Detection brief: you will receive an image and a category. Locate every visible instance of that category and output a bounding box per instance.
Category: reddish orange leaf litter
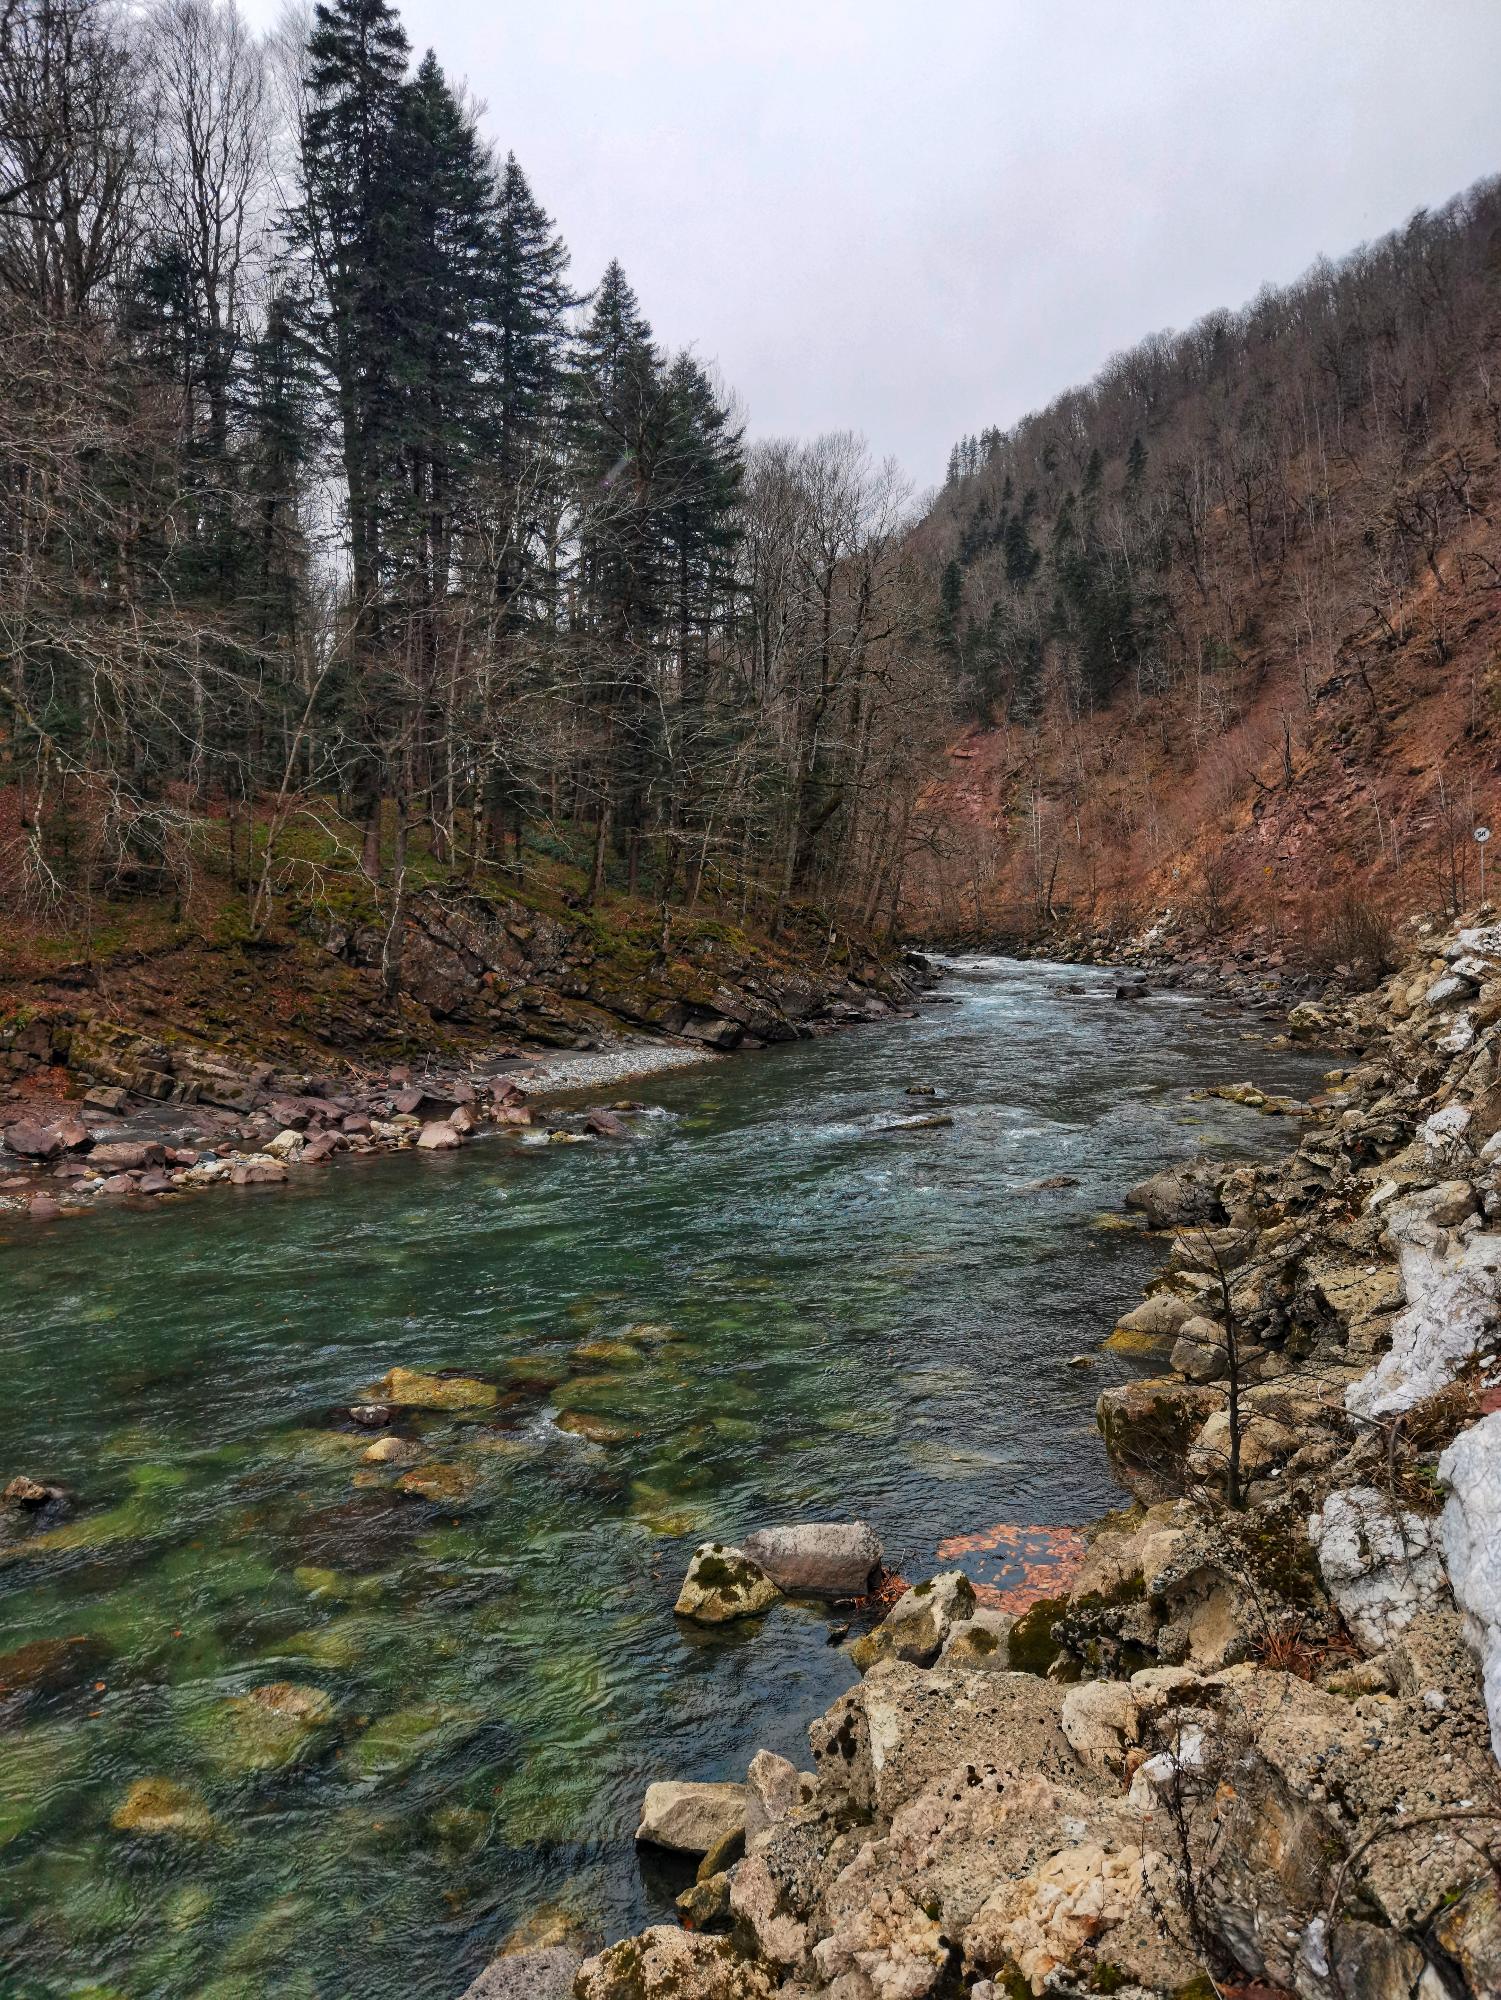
[935,1523,1087,1614]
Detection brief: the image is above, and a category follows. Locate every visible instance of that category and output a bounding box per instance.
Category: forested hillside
[0,0,940,1002]
[915,177,1501,967]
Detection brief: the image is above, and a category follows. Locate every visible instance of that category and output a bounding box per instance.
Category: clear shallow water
[0,958,1326,1999]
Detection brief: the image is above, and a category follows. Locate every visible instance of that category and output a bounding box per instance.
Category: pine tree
[489,152,575,618]
[1126,432,1147,492]
[570,258,662,641]
[291,0,411,638]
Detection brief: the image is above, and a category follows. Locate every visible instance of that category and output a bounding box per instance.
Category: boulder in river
[1122,1159,1223,1229]
[848,1569,977,1670]
[636,1780,747,1855]
[741,1521,882,1599]
[584,1108,631,1138]
[416,1120,463,1151]
[674,1543,781,1624]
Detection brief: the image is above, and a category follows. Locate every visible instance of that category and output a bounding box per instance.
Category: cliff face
[522,914,1501,2000]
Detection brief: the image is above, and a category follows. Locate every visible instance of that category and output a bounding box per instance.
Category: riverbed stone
[199,1680,336,1774]
[635,1779,746,1855]
[674,1542,781,1624]
[111,1776,219,1841]
[393,1461,476,1504]
[741,1521,882,1598]
[366,1366,498,1411]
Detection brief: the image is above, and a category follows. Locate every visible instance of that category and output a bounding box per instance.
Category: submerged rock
[200,1680,336,1774]
[366,1367,497,1411]
[635,1779,746,1855]
[674,1543,782,1625]
[111,1776,219,1840]
[741,1521,882,1599]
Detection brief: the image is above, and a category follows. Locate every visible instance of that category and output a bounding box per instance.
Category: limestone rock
[741,1520,881,1598]
[575,1927,773,1999]
[810,1661,1076,1818]
[848,1569,976,1671]
[1310,1486,1449,1655]
[938,1608,1016,1672]
[674,1542,781,1625]
[635,1780,746,1856]
[1060,1679,1141,1779]
[1122,1159,1223,1229]
[811,1883,948,1997]
[1111,1289,1196,1346]
[742,1748,805,1852]
[457,1948,579,2000]
[1440,1410,1501,1760]
[1096,1377,1224,1501]
[1171,1314,1229,1382]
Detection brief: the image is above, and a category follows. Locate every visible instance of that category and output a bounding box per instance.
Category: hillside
[907,175,1501,974]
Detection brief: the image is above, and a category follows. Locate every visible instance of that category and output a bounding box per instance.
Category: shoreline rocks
[542,908,1501,2000]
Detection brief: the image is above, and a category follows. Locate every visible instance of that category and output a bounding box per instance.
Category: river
[0,957,1327,1998]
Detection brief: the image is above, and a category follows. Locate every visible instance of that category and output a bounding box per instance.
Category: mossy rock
[674,1542,781,1625]
[363,1368,497,1412]
[1007,1594,1068,1675]
[111,1776,220,1841]
[555,1410,632,1445]
[393,1462,476,1505]
[196,1681,336,1775]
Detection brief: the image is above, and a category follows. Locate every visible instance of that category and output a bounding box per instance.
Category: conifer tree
[489,151,574,619]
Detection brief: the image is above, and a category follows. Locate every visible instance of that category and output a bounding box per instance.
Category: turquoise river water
[0,957,1327,1999]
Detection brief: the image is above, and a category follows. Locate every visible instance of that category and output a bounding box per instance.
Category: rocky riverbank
[477,914,1501,2000]
[0,886,934,1222]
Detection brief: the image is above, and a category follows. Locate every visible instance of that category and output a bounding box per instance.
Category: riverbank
[0,959,1331,1999]
[0,883,932,1223]
[519,916,1501,2000]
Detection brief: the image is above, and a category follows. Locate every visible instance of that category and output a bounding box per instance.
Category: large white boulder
[1309,1487,1449,1654]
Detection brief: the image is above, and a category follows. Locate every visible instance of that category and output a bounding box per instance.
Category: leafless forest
[3,0,1500,971]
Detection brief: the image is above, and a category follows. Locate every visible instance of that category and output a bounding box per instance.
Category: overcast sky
[252,0,1501,491]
